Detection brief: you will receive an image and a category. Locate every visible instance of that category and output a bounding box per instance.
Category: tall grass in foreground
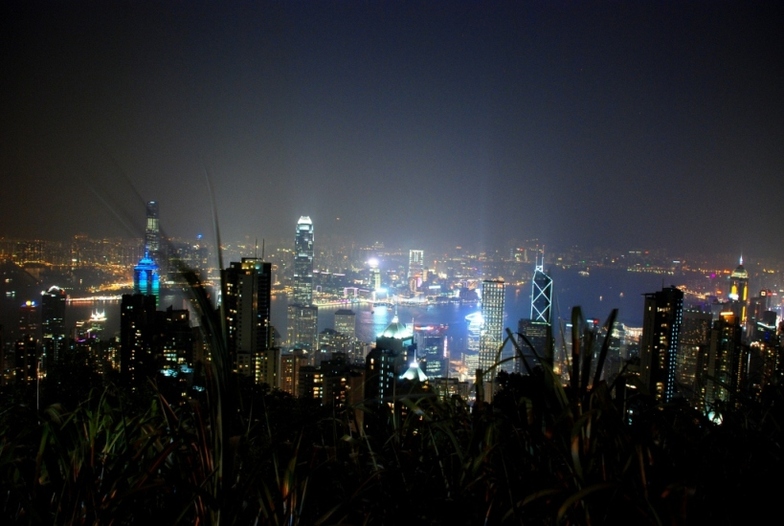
[2,245,783,524]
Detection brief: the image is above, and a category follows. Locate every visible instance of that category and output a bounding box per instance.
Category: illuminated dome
[731,264,748,280]
[465,311,483,327]
[400,360,428,382]
[137,254,156,267]
[381,315,412,339]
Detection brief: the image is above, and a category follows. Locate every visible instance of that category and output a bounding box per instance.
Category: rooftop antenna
[254,238,258,259]
[261,239,265,261]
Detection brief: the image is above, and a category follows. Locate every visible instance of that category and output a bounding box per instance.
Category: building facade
[479,279,506,393]
[640,286,684,403]
[292,216,314,305]
[41,285,67,368]
[222,258,273,381]
[134,254,160,306]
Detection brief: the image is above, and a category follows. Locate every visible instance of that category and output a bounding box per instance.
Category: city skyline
[2,2,783,259]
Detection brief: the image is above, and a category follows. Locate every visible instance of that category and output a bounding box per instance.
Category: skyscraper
[334,309,359,363]
[334,309,356,341]
[287,303,319,354]
[518,253,553,372]
[728,257,749,330]
[365,315,414,403]
[368,258,381,291]
[134,253,160,306]
[704,310,743,408]
[222,258,273,381]
[41,285,67,368]
[479,279,506,384]
[640,286,683,403]
[288,216,318,354]
[408,249,424,280]
[120,293,157,389]
[292,216,314,305]
[677,308,712,404]
[145,201,160,259]
[530,255,553,326]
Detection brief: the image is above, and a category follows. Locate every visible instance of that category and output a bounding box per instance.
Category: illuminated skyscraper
[479,279,506,382]
[728,257,749,329]
[365,315,414,403]
[531,254,553,326]
[368,258,381,291]
[334,309,359,363]
[292,216,314,305]
[518,253,553,372]
[222,258,273,381]
[747,289,772,340]
[287,303,319,353]
[41,285,67,368]
[288,216,317,353]
[145,201,160,258]
[747,310,779,399]
[334,309,356,341]
[414,323,447,377]
[677,309,712,404]
[703,310,744,408]
[640,286,683,403]
[134,253,160,306]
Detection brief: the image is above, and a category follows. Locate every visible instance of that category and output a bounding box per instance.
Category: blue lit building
[134,253,160,306]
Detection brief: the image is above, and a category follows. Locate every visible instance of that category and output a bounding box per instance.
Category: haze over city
[5,4,784,523]
[2,1,783,258]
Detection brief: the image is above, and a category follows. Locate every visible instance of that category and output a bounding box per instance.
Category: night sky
[2,1,783,258]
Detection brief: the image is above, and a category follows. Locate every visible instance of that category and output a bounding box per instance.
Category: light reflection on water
[21,267,702,356]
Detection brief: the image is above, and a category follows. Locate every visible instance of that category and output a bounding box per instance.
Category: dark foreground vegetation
[2,279,782,525]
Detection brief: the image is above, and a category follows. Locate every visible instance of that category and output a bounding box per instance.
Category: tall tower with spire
[530,250,553,326]
[518,249,553,372]
[729,256,749,329]
[134,201,162,305]
[145,201,160,258]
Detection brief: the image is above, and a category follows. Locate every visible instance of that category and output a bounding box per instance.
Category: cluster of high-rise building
[2,202,783,418]
[615,258,782,416]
